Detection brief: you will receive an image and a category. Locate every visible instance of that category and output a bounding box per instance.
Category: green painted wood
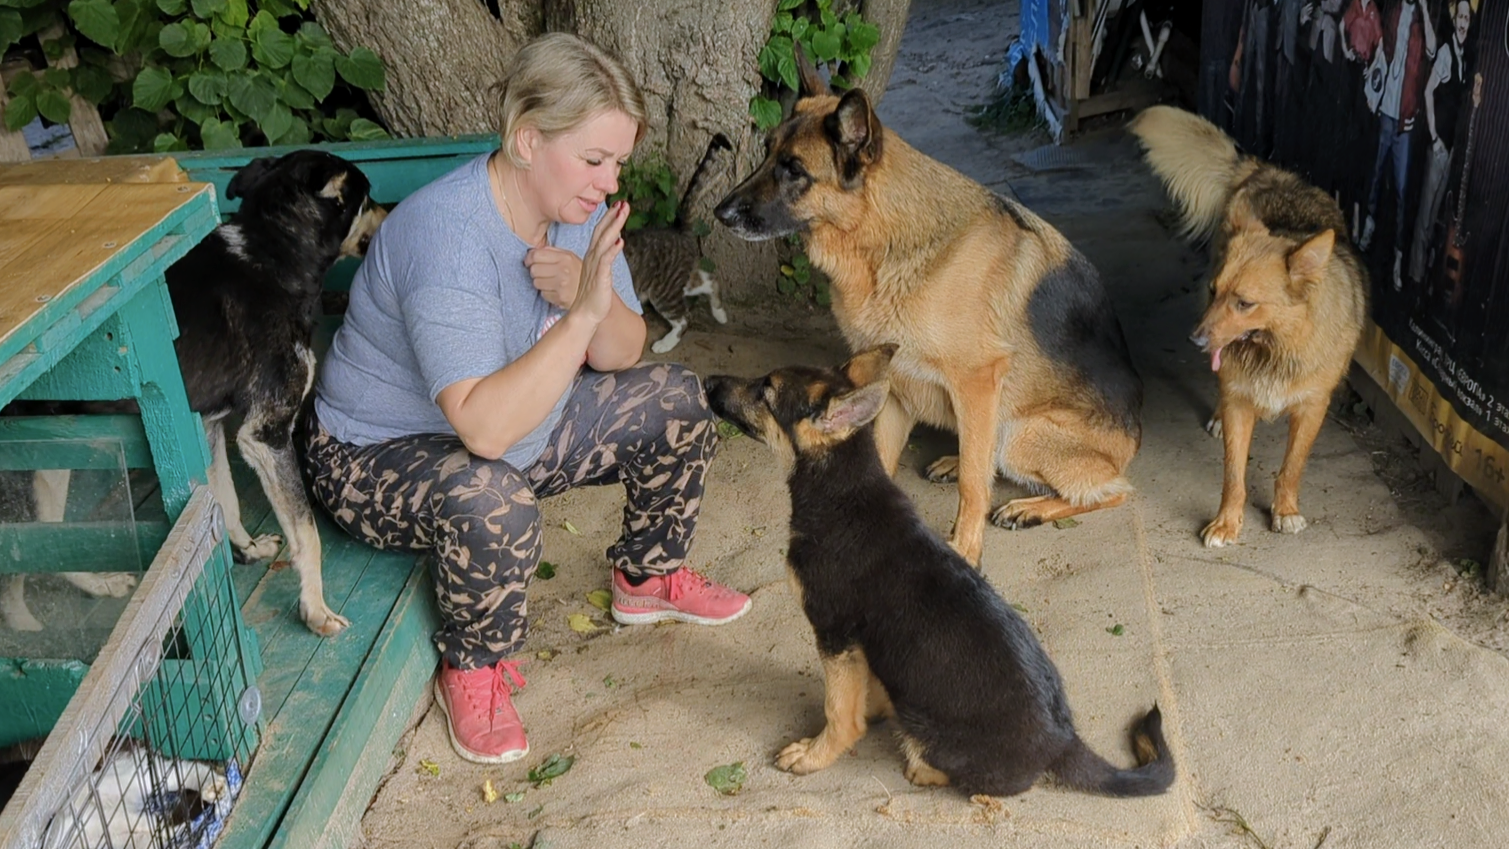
[173,133,500,214]
[0,520,166,574]
[0,659,88,748]
[271,561,438,849]
[216,542,416,849]
[0,190,215,398]
[0,416,153,471]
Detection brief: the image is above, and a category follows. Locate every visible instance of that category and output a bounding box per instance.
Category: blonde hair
[494,33,647,168]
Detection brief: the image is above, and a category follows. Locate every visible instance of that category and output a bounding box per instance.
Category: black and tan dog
[705,346,1174,798]
[715,51,1142,566]
[1,151,384,636]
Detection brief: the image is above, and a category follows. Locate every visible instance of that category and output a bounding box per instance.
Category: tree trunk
[857,0,912,104]
[310,0,519,137]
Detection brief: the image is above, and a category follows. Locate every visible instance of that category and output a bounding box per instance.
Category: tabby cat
[625,133,733,353]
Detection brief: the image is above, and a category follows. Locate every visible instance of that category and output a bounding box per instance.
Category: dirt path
[355,3,1509,847]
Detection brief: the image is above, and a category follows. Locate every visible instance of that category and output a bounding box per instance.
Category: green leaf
[190,0,226,19]
[417,759,440,777]
[114,0,156,54]
[790,16,809,42]
[1107,623,1125,636]
[226,70,276,122]
[9,73,39,98]
[536,561,557,580]
[67,0,119,50]
[586,589,612,612]
[527,753,575,787]
[43,68,69,89]
[749,96,782,131]
[1052,517,1081,529]
[41,36,66,61]
[0,11,24,57]
[704,762,747,796]
[252,21,294,68]
[813,278,831,306]
[3,94,37,132]
[159,22,195,57]
[187,69,226,104]
[198,115,241,149]
[132,65,175,112]
[715,419,742,440]
[291,49,334,100]
[277,74,314,109]
[174,92,216,123]
[846,53,871,80]
[257,100,292,141]
[846,18,880,54]
[503,792,526,803]
[335,46,385,91]
[320,106,356,138]
[772,11,792,34]
[157,0,188,14]
[810,29,841,62]
[246,8,277,38]
[110,106,158,146]
[210,36,247,71]
[698,256,716,273]
[152,131,186,152]
[257,0,298,17]
[275,112,309,146]
[348,117,389,140]
[71,64,112,104]
[216,0,247,27]
[295,20,331,50]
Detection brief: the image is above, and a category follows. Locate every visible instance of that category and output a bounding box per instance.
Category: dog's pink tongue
[1211,347,1224,373]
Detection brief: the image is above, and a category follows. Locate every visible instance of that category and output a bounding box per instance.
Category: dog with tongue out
[1125,104,1367,549]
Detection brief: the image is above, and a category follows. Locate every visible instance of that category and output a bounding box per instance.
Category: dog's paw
[199,771,229,802]
[301,602,350,637]
[903,761,951,787]
[711,306,729,324]
[1204,416,1223,438]
[990,500,1046,530]
[1271,512,1308,534]
[1200,516,1242,548]
[64,572,138,598]
[776,738,830,775]
[925,455,959,483]
[235,534,284,564]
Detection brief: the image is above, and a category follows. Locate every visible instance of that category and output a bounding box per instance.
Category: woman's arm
[585,294,646,371]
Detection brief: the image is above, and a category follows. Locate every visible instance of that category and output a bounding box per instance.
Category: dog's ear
[825,88,883,186]
[1286,229,1335,296]
[795,40,828,98]
[1226,193,1268,235]
[226,157,279,200]
[317,170,350,204]
[815,381,888,436]
[842,343,898,388]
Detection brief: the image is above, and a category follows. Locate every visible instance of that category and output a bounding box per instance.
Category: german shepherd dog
[1,151,385,636]
[705,345,1174,797]
[715,50,1142,566]
[1128,106,1367,547]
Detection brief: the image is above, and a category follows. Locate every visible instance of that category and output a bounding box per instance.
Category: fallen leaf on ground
[1052,518,1081,529]
[563,520,581,535]
[586,589,612,611]
[716,420,744,439]
[529,753,575,787]
[503,792,525,803]
[482,779,498,803]
[705,762,747,796]
[416,759,439,777]
[536,561,557,579]
[536,649,556,661]
[1107,624,1125,636]
[568,613,598,634]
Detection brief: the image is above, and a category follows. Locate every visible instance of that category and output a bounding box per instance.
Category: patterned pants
[302,363,719,669]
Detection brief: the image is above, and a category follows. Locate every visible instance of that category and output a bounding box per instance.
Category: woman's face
[520,109,638,226]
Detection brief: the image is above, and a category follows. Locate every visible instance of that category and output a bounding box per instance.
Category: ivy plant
[0,0,389,153]
[749,0,881,131]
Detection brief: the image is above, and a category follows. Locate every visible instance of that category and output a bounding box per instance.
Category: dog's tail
[1050,704,1175,797]
[676,133,734,232]
[1127,105,1253,244]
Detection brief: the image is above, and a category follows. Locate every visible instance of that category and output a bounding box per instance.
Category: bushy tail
[1051,705,1175,797]
[1127,105,1251,244]
[676,133,734,232]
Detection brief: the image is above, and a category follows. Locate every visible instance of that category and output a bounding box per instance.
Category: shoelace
[665,567,718,603]
[459,660,528,714]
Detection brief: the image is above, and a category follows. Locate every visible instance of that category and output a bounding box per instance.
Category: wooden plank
[215,545,414,849]
[0,415,153,470]
[272,561,439,849]
[36,22,107,158]
[0,660,88,749]
[0,520,167,574]
[0,156,186,187]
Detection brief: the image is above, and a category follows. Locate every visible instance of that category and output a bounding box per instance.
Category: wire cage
[0,488,261,849]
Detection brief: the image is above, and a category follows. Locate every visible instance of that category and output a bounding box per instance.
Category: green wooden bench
[0,133,500,849]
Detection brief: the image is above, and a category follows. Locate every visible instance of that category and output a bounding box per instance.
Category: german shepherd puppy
[715,50,1142,566]
[1,151,385,636]
[705,345,1174,798]
[1128,106,1367,547]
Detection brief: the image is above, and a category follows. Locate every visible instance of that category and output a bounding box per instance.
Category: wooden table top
[0,157,213,356]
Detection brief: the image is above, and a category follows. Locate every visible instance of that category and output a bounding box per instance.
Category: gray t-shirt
[314,153,641,469]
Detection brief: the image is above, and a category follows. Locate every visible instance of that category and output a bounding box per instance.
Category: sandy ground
[354,2,1509,847]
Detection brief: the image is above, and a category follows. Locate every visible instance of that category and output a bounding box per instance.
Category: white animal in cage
[40,740,235,849]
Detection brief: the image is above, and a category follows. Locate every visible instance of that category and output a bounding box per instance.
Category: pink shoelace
[459,659,527,714]
[664,567,725,602]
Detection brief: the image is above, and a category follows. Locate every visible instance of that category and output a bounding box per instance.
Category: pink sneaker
[433,659,529,764]
[612,567,752,626]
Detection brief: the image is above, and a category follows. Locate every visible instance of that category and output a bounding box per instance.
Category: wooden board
[0,157,186,187]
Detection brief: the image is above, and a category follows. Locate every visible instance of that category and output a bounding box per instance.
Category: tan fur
[1132,106,1367,547]
[776,648,876,774]
[898,733,951,786]
[743,95,1138,565]
[1127,104,1260,243]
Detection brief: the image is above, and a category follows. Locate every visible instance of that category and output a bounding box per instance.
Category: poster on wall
[1201,0,1509,509]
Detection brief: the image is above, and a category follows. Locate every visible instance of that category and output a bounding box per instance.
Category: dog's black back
[707,349,1174,798]
[171,150,380,428]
